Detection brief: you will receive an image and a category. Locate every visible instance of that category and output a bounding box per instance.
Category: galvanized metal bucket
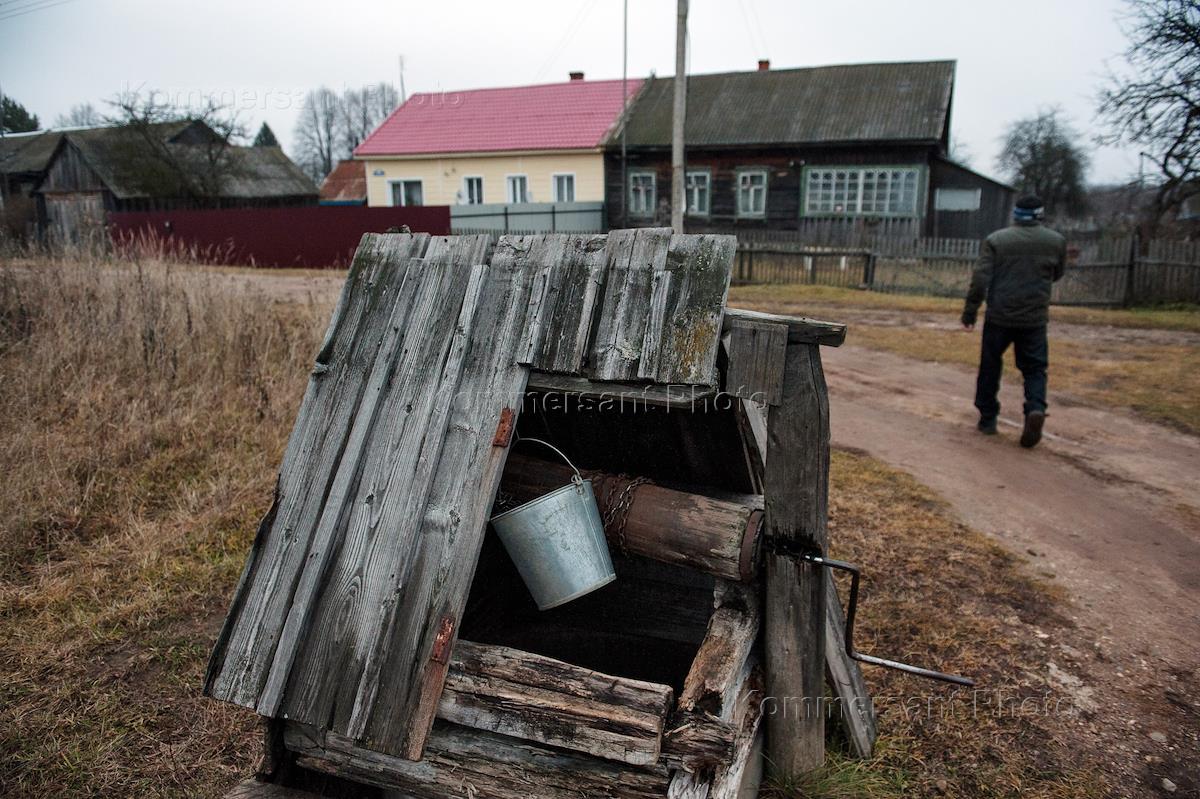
[490,438,615,610]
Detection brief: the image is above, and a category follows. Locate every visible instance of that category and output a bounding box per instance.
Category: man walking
[962,195,1067,448]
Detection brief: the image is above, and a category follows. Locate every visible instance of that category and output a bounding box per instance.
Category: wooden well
[207,232,871,799]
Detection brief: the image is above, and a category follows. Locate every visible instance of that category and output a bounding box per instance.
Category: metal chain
[600,475,652,555]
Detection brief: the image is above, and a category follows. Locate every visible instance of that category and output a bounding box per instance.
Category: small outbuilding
[318,160,368,205]
[32,120,317,242]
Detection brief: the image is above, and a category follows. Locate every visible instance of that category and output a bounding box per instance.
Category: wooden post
[763,341,830,775]
[671,0,688,232]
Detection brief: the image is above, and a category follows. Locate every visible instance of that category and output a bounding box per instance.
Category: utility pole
[671,0,687,232]
[620,0,628,228]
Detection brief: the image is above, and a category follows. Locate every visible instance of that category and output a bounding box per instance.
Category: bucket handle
[514,436,584,485]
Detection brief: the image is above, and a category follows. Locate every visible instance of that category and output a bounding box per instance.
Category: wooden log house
[205,230,871,798]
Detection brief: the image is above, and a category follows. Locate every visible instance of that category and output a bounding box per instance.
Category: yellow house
[354,75,641,212]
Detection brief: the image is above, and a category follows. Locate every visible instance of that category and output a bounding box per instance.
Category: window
[463,176,484,205]
[737,169,768,217]
[934,187,981,212]
[686,170,710,216]
[390,179,423,207]
[506,174,529,203]
[553,173,575,202]
[629,171,656,217]
[804,167,921,216]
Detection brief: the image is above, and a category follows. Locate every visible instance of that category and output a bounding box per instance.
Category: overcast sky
[1,0,1140,183]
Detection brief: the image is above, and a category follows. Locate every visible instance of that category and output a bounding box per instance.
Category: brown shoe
[1020,411,1045,448]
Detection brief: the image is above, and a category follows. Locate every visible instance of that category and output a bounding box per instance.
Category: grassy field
[731,284,1200,434]
[0,257,1110,797]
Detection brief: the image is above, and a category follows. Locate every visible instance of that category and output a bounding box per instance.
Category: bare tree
[340,83,400,155]
[997,108,1090,219]
[293,87,340,181]
[1099,0,1200,222]
[55,102,102,128]
[103,89,249,200]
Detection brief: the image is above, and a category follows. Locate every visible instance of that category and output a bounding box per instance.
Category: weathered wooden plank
[205,232,429,709]
[498,453,761,582]
[286,721,671,799]
[825,577,877,759]
[527,371,716,409]
[435,640,672,766]
[224,779,322,799]
[723,308,846,348]
[589,228,672,381]
[679,582,760,718]
[639,234,736,385]
[513,233,609,373]
[271,252,486,727]
[763,342,830,775]
[357,236,551,759]
[723,319,788,406]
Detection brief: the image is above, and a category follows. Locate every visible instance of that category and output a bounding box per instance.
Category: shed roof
[0,130,65,175]
[41,121,317,200]
[319,159,368,203]
[354,78,643,157]
[616,60,955,148]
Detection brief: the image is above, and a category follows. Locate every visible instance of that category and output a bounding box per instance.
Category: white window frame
[506,174,529,204]
[736,168,768,218]
[934,187,981,212]
[462,175,484,205]
[389,178,424,207]
[628,170,656,217]
[803,166,923,217]
[685,169,711,217]
[552,173,576,203]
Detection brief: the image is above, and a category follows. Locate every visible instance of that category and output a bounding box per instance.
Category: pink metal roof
[354,78,642,157]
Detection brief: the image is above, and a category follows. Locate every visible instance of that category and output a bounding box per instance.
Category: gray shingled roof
[615,60,955,148]
[0,130,65,175]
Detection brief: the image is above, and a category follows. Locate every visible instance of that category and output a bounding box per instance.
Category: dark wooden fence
[109,205,451,268]
[734,230,1200,306]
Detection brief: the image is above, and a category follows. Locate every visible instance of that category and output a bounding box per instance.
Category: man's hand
[961,310,977,331]
[962,322,975,331]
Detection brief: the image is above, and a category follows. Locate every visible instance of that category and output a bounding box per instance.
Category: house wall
[604,145,937,232]
[361,151,605,207]
[928,159,1014,239]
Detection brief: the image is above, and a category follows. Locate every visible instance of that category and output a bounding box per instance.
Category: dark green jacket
[963,221,1067,328]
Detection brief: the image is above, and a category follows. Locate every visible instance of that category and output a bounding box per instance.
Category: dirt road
[825,342,1200,667]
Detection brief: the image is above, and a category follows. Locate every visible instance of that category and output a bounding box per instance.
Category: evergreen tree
[253,122,279,147]
[0,96,39,133]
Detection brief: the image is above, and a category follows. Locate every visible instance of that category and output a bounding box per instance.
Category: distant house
[0,129,64,237]
[319,160,367,205]
[31,120,317,241]
[355,73,640,231]
[605,60,1013,240]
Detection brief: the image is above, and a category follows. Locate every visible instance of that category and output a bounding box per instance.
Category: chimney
[569,71,585,81]
[757,59,770,71]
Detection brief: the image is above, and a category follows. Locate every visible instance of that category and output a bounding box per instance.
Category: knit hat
[1014,194,1045,221]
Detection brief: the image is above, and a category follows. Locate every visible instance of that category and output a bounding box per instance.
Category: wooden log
[722,307,847,347]
[224,779,322,799]
[679,582,761,718]
[661,710,738,771]
[824,578,878,759]
[498,453,762,582]
[436,640,672,766]
[286,721,671,799]
[763,341,830,775]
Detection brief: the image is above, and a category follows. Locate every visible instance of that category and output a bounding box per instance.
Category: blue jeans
[974,321,1048,420]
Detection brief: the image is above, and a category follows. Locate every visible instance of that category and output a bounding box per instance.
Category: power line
[0,0,82,21]
[533,0,600,82]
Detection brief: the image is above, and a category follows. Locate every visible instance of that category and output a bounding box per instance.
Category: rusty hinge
[430,615,456,665]
[492,407,516,447]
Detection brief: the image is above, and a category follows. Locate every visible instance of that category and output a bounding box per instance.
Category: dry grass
[0,255,327,797]
[0,257,1110,796]
[766,450,1109,799]
[729,283,1200,333]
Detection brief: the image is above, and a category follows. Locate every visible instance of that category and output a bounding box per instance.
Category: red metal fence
[108,205,451,268]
